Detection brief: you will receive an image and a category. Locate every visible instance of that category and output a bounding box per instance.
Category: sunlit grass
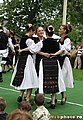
[73,68,83,81]
[0,69,83,116]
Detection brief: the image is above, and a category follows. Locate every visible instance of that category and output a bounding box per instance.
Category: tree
[0,0,60,34]
[0,0,83,43]
[67,0,83,43]
[0,0,42,34]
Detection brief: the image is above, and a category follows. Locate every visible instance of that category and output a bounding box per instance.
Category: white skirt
[62,57,74,88]
[10,55,39,90]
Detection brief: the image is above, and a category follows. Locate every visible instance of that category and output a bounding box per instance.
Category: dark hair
[10,30,15,36]
[35,26,44,33]
[67,24,72,32]
[61,24,72,34]
[0,97,6,111]
[26,23,34,32]
[45,25,54,36]
[18,101,31,112]
[6,109,33,120]
[34,93,45,106]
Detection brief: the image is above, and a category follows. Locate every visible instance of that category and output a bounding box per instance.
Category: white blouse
[26,38,43,53]
[60,38,71,55]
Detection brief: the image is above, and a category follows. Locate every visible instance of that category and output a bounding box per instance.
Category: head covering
[47,25,54,32]
[26,23,34,32]
[66,24,72,32]
[45,25,54,37]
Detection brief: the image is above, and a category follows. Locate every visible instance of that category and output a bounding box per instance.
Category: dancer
[10,24,38,103]
[0,26,15,82]
[51,24,74,105]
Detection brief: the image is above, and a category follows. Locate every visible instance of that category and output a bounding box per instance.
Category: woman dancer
[51,24,74,105]
[10,24,38,103]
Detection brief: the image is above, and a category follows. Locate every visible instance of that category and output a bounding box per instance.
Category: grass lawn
[73,68,83,81]
[0,68,83,118]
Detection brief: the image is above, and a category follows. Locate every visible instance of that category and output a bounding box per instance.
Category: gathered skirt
[10,55,39,90]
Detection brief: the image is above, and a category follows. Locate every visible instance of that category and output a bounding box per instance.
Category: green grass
[0,69,83,118]
[73,69,83,81]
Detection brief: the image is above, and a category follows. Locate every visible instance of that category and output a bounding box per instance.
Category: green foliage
[0,0,83,43]
[48,16,62,35]
[68,0,83,24]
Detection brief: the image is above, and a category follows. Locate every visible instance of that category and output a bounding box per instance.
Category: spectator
[18,101,32,114]
[6,109,32,120]
[0,97,7,120]
[74,44,83,69]
[32,93,50,120]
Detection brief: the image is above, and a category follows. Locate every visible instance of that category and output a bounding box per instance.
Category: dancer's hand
[50,53,57,58]
[42,53,50,58]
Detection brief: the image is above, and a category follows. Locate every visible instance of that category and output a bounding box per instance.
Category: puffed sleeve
[61,38,71,51]
[26,38,43,53]
[26,38,35,47]
[60,38,71,55]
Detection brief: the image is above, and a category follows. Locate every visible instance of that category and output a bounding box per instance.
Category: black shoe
[50,104,56,109]
[17,96,22,103]
[24,97,33,106]
[61,97,66,105]
[47,99,57,104]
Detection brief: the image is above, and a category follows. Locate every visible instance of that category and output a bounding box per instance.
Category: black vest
[0,31,8,50]
[41,38,59,53]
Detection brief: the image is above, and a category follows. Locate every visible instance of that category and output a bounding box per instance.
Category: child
[6,109,32,120]
[32,93,50,120]
[18,101,32,114]
[0,97,7,120]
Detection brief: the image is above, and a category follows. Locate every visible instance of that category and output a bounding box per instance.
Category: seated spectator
[6,109,32,120]
[18,101,32,114]
[32,93,50,120]
[7,101,32,120]
[0,97,7,120]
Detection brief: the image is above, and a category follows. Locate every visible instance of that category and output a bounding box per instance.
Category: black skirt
[12,52,28,87]
[43,58,59,94]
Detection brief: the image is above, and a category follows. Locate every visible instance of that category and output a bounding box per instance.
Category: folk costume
[34,37,45,76]
[10,35,38,90]
[0,29,8,81]
[59,36,74,88]
[27,38,66,94]
[0,27,15,82]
